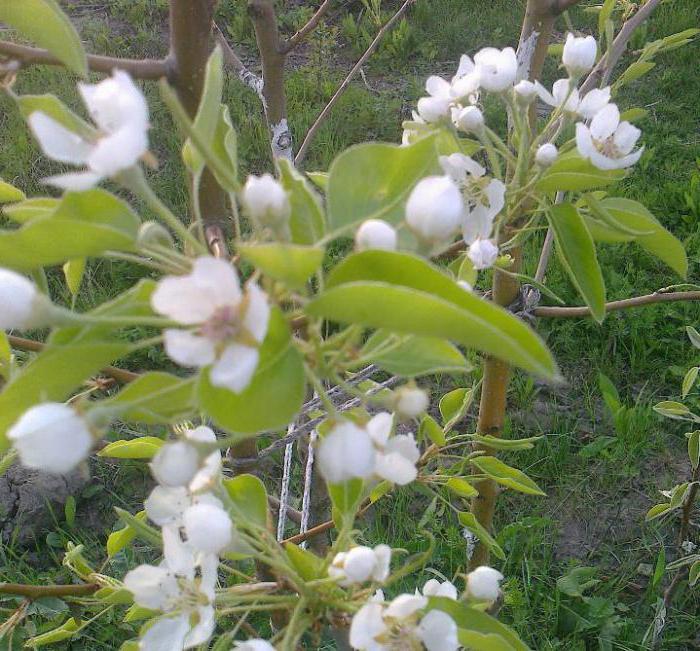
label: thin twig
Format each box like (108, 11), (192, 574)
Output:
(0, 40), (170, 79)
(534, 291), (700, 318)
(281, 0), (333, 53)
(294, 0), (416, 166)
(0, 582), (99, 599)
(213, 22), (265, 102)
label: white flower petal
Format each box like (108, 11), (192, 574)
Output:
(27, 112), (92, 165)
(123, 564), (179, 610)
(350, 603), (387, 650)
(417, 610), (459, 651)
(317, 421), (376, 484)
(575, 122), (596, 159)
(577, 87), (610, 119)
(366, 412), (393, 447)
(150, 441), (200, 488)
(139, 615), (190, 651)
(385, 594), (427, 619)
(0, 268), (43, 330)
(144, 485), (190, 526)
(466, 565), (504, 601)
(590, 103), (620, 140)
(183, 502), (232, 554)
(162, 524), (196, 578)
(375, 451), (418, 485)
(43, 171), (103, 191)
(184, 605), (215, 649)
(80, 70), (149, 134)
(87, 125), (147, 177)
(613, 121), (642, 154)
(425, 75), (451, 98)
(209, 343), (259, 393)
(423, 579), (458, 600)
(242, 282), (270, 343)
(371, 544), (392, 582)
(163, 330), (216, 368)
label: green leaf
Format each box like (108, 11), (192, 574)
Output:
(548, 202), (606, 323)
(470, 456), (545, 495)
(440, 388), (470, 424)
(102, 372), (196, 424)
(0, 180), (25, 204)
(25, 617), (83, 648)
(64, 495), (76, 527)
(209, 105), (238, 192)
(311, 251), (558, 379)
(446, 477), (478, 498)
(114, 507), (161, 547)
(458, 511), (505, 560)
(285, 543), (323, 580)
(556, 566), (600, 597)
(598, 0), (615, 37)
(183, 47), (224, 174)
(328, 478), (364, 521)
(687, 326), (700, 349)
(2, 197), (59, 223)
(98, 437), (165, 460)
(238, 243), (324, 289)
(619, 107), (648, 123)
(689, 560), (700, 587)
(429, 597), (529, 650)
(536, 152), (626, 192)
(277, 158), (326, 244)
(458, 630), (516, 651)
(307, 171), (328, 191)
(584, 198), (687, 278)
(682, 367), (699, 398)
(63, 258), (86, 296)
(583, 193), (651, 236)
(199, 310), (305, 434)
(370, 479), (393, 503)
(0, 0), (87, 76)
(223, 474), (269, 529)
(470, 434), (541, 451)
(419, 414), (446, 447)
(107, 510), (147, 557)
(653, 400), (698, 421)
(359, 330), (468, 377)
(617, 60), (656, 86)
(326, 134), (439, 233)
(687, 431), (700, 470)
(0, 331), (11, 382)
(645, 502), (673, 521)
(598, 372), (621, 413)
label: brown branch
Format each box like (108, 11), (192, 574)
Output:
(551, 0), (583, 14)
(281, 0), (333, 53)
(282, 499), (373, 546)
(0, 40), (170, 80)
(534, 291), (700, 318)
(294, 0), (416, 166)
(7, 334), (139, 384)
(0, 582), (99, 599)
(268, 495), (303, 525)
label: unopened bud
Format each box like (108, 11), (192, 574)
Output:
(562, 33), (597, 77)
(241, 174), (290, 229)
(535, 143), (558, 167)
(355, 219), (397, 251)
(0, 267), (52, 330)
(454, 106), (485, 133)
(394, 386), (429, 419)
(405, 176), (463, 243)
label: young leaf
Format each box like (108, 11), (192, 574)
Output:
(470, 434), (541, 451)
(114, 507), (161, 547)
(687, 326), (700, 350)
(238, 243), (324, 289)
(277, 158), (326, 244)
(223, 474), (269, 529)
(419, 414), (446, 447)
(63, 258), (86, 297)
(98, 437), (165, 460)
(2, 197), (59, 223)
(0, 180), (25, 204)
(470, 456), (545, 495)
(548, 202), (606, 323)
(446, 477), (479, 498)
(689, 560), (700, 587)
(653, 401), (698, 421)
(536, 152), (625, 193)
(598, 372), (621, 414)
(645, 502), (673, 521)
(682, 367), (699, 398)
(284, 543), (323, 580)
(439, 388), (470, 424)
(107, 510), (147, 557)
(687, 431), (700, 470)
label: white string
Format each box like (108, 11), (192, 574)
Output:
(276, 422), (295, 541)
(299, 428), (318, 550)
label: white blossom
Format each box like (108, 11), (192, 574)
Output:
(28, 70), (149, 190)
(474, 46), (518, 92)
(150, 441), (201, 488)
(151, 257), (270, 394)
(330, 544), (392, 586)
(394, 386), (429, 419)
(536, 80), (610, 119)
(576, 103), (643, 170)
(577, 87), (612, 119)
(233, 641), (276, 651)
(422, 578), (458, 600)
(416, 76), (453, 123)
(317, 420), (376, 484)
(466, 565), (504, 602)
(535, 143), (558, 167)
(562, 33), (597, 77)
(450, 54), (480, 104)
(350, 593), (458, 651)
(513, 79), (537, 103)
(241, 174), (290, 229)
(183, 501), (232, 554)
(0, 268), (51, 330)
(367, 412), (420, 486)
(453, 105), (485, 134)
(405, 176), (463, 244)
(468, 238), (499, 270)
(355, 219), (398, 252)
(7, 403), (93, 474)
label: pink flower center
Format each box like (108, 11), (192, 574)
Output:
(199, 304), (240, 342)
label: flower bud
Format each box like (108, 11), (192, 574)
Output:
(394, 386), (429, 419)
(0, 268), (51, 330)
(405, 176), (463, 244)
(183, 502), (233, 554)
(150, 441), (200, 487)
(535, 143), (558, 167)
(137, 221), (175, 250)
(513, 79), (537, 104)
(562, 33), (597, 77)
(467, 239), (499, 270)
(466, 566), (504, 602)
(330, 544), (392, 585)
(318, 420), (376, 484)
(474, 46), (518, 92)
(355, 219), (397, 251)
(7, 403), (93, 474)
(416, 96), (451, 123)
(241, 174), (290, 228)
(454, 106), (484, 133)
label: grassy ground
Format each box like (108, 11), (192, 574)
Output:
(1, 0), (699, 648)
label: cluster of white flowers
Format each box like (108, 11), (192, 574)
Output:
(317, 412), (421, 486)
(28, 70), (149, 190)
(151, 256), (271, 394)
(124, 425), (233, 650)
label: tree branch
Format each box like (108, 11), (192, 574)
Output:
(281, 0), (333, 54)
(551, 0), (582, 15)
(0, 40), (170, 80)
(294, 0), (416, 166)
(213, 22), (265, 102)
(0, 582), (99, 599)
(534, 291), (700, 318)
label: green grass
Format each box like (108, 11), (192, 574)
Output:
(1, 0), (700, 648)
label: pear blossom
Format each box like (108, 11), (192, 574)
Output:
(0, 268), (51, 330)
(367, 412), (420, 486)
(535, 143), (558, 167)
(7, 403), (93, 474)
(394, 386), (429, 419)
(233, 641), (276, 651)
(183, 501), (232, 554)
(562, 33), (597, 77)
(422, 578), (458, 600)
(317, 420), (376, 484)
(416, 76), (453, 123)
(576, 103), (644, 170)
(151, 257), (270, 394)
(450, 54), (480, 104)
(466, 565), (504, 602)
(329, 544), (392, 585)
(27, 70), (149, 190)
(513, 79), (537, 103)
(474, 46), (517, 92)
(468, 238), (499, 270)
(453, 105), (484, 134)
(355, 219), (398, 251)
(241, 174), (290, 229)
(535, 80), (610, 119)
(124, 548), (218, 649)
(401, 110), (426, 146)
(350, 592), (458, 651)
(405, 176), (463, 244)
(150, 441), (201, 488)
